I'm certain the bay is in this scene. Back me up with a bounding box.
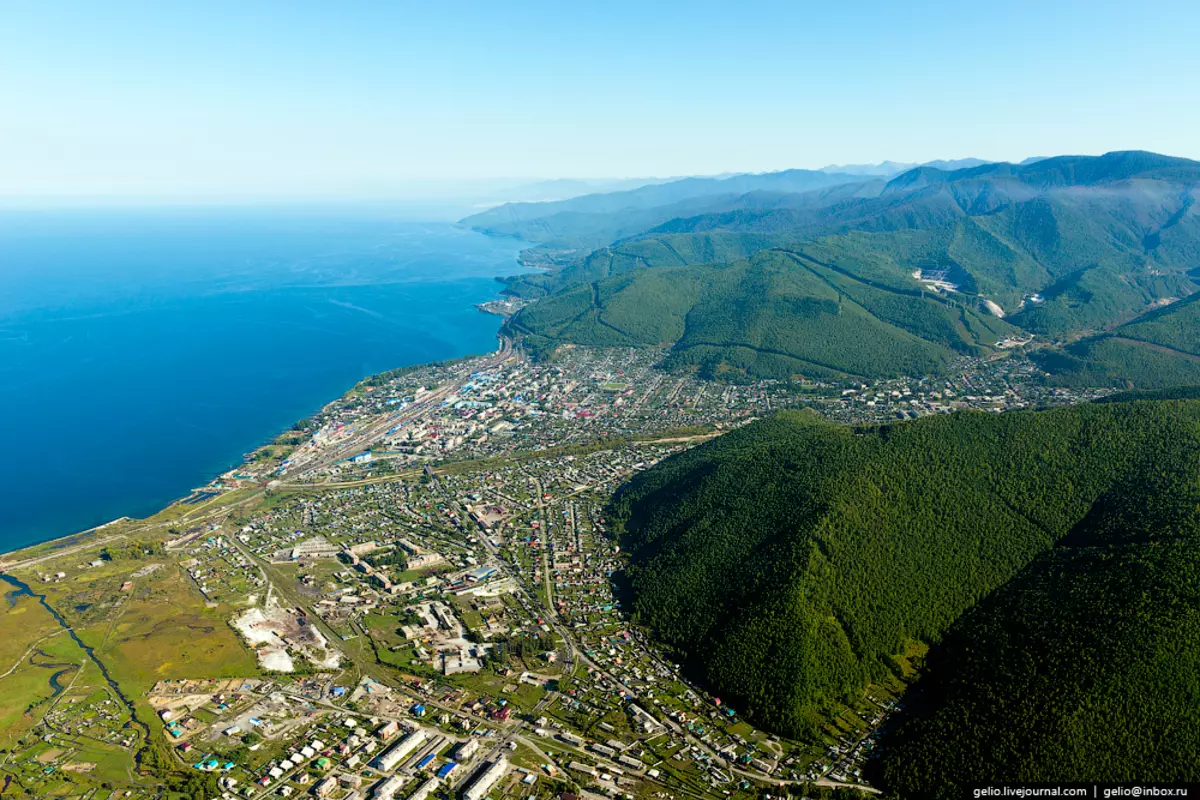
[0,206,528,552]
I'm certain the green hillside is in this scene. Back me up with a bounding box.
[644,164,1200,337]
[496,152,1200,384]
[499,230,793,299]
[874,415,1200,796]
[608,400,1200,769]
[506,249,1016,379]
[1034,293,1200,387]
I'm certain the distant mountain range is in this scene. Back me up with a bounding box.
[462,168,871,254]
[481,176,678,204]
[817,157,996,176]
[464,150,1200,386]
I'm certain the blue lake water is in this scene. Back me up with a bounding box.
[0,206,528,553]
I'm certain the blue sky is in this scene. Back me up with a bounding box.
[2,0,1198,199]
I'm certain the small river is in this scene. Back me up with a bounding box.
[0,573,148,740]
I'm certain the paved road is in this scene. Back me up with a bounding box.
[447,467,882,796]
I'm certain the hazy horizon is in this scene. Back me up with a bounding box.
[0,150,1178,210]
[3,1,1199,201]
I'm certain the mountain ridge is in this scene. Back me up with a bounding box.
[609,398,1200,796]
[494,150,1200,383]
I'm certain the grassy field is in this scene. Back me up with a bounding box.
[0,589,83,739]
[5,554,262,769]
[90,566,261,698]
[0,591,149,797]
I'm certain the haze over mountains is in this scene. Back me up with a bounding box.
[464,150,1200,386]
[481,176,679,204]
[465,158,1002,252]
[817,157,996,177]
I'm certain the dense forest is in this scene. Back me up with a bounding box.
[482,151,1200,384]
[873,410,1200,796]
[1034,292,1200,388]
[507,249,1015,380]
[607,398,1200,792]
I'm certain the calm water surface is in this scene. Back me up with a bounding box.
[0,207,528,552]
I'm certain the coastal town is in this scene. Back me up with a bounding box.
[5,0,1196,793]
[0,340,1107,800]
[235,341,1109,488]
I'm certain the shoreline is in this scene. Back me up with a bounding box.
[3,231,532,567]
[0,516,132,566]
[0,329,512,567]
[2,348,511,569]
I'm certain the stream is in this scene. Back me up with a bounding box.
[0,572,148,742]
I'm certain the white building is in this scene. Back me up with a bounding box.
[372,774,408,800]
[410,777,440,800]
[452,738,480,762]
[462,758,508,800]
[372,729,427,772]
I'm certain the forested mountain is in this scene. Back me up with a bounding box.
[497,223,814,299]
[608,399,1200,795]
[466,157,1019,257]
[461,168,869,252]
[635,152,1200,335]
[495,179,890,298]
[1033,292,1200,387]
[507,247,1017,379]
[486,151,1200,383]
[875,454,1200,795]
